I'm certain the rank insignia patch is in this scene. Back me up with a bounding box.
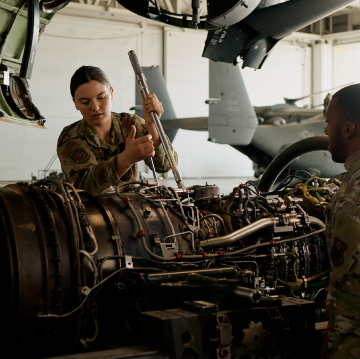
[331,237,346,267]
[93,150,105,159]
[70,148,90,164]
[62,140,78,158]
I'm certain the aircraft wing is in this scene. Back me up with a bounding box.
[243,0,355,40]
[203,0,356,68]
[255,107,323,123]
[254,106,323,118]
[161,117,208,132]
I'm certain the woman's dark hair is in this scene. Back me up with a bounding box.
[70,66,111,98]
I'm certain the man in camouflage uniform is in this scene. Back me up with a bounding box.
[322,84,360,358]
[57,112,177,194]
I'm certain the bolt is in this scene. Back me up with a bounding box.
[219,348,229,358]
[144,207,152,218]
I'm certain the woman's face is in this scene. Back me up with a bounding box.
[73,80,113,128]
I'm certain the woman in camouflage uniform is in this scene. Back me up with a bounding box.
[57,66,177,194]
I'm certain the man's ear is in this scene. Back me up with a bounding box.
[345,120,356,139]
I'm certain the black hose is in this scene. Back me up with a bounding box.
[258,136,329,193]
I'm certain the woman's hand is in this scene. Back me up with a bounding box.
[115,125,155,178]
[142,92,164,124]
[141,92,162,148]
[124,125,155,163]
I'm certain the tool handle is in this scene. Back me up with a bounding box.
[128,51,142,76]
[128,50,186,190]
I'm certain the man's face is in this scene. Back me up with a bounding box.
[324,98,347,163]
[73,80,113,128]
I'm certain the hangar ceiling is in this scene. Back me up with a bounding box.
[65,0,360,36]
[300,0,360,35]
[60,0,360,46]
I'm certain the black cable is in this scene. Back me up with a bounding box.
[246,181,260,195]
[256,197,275,213]
[38,266,170,318]
[261,170,313,196]
[246,187,263,197]
[249,200,257,222]
[257,203,270,214]
[243,196,250,221]
[218,198,244,218]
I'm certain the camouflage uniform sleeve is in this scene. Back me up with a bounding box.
[330,198,360,279]
[324,196,360,359]
[57,137,121,194]
[130,114,178,174]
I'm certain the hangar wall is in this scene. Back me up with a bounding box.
[333,42,360,89]
[0,13,314,181]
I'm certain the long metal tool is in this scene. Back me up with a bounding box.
[128,50,186,190]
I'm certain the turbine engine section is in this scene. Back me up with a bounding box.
[117,1,262,29]
[0,178,333,358]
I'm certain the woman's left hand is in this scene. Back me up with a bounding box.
[141,92,164,125]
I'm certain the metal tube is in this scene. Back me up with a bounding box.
[232,286,261,304]
[201,213,226,234]
[200,215,323,250]
[200,218,279,249]
[188,273,261,304]
[128,50,186,190]
[148,157,159,186]
[192,0,201,28]
[145,267,237,283]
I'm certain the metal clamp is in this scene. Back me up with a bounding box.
[215,314,232,359]
[125,255,133,269]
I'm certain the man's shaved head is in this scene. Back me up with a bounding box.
[332,84,360,123]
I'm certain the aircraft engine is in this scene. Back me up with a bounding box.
[265,116,286,125]
[41,0,72,13]
[1,177,333,358]
[117,1,262,29]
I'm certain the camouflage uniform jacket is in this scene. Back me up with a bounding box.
[57,112,177,194]
[322,150,360,358]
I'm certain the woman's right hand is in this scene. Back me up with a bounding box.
[116,125,155,178]
[125,125,155,162]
